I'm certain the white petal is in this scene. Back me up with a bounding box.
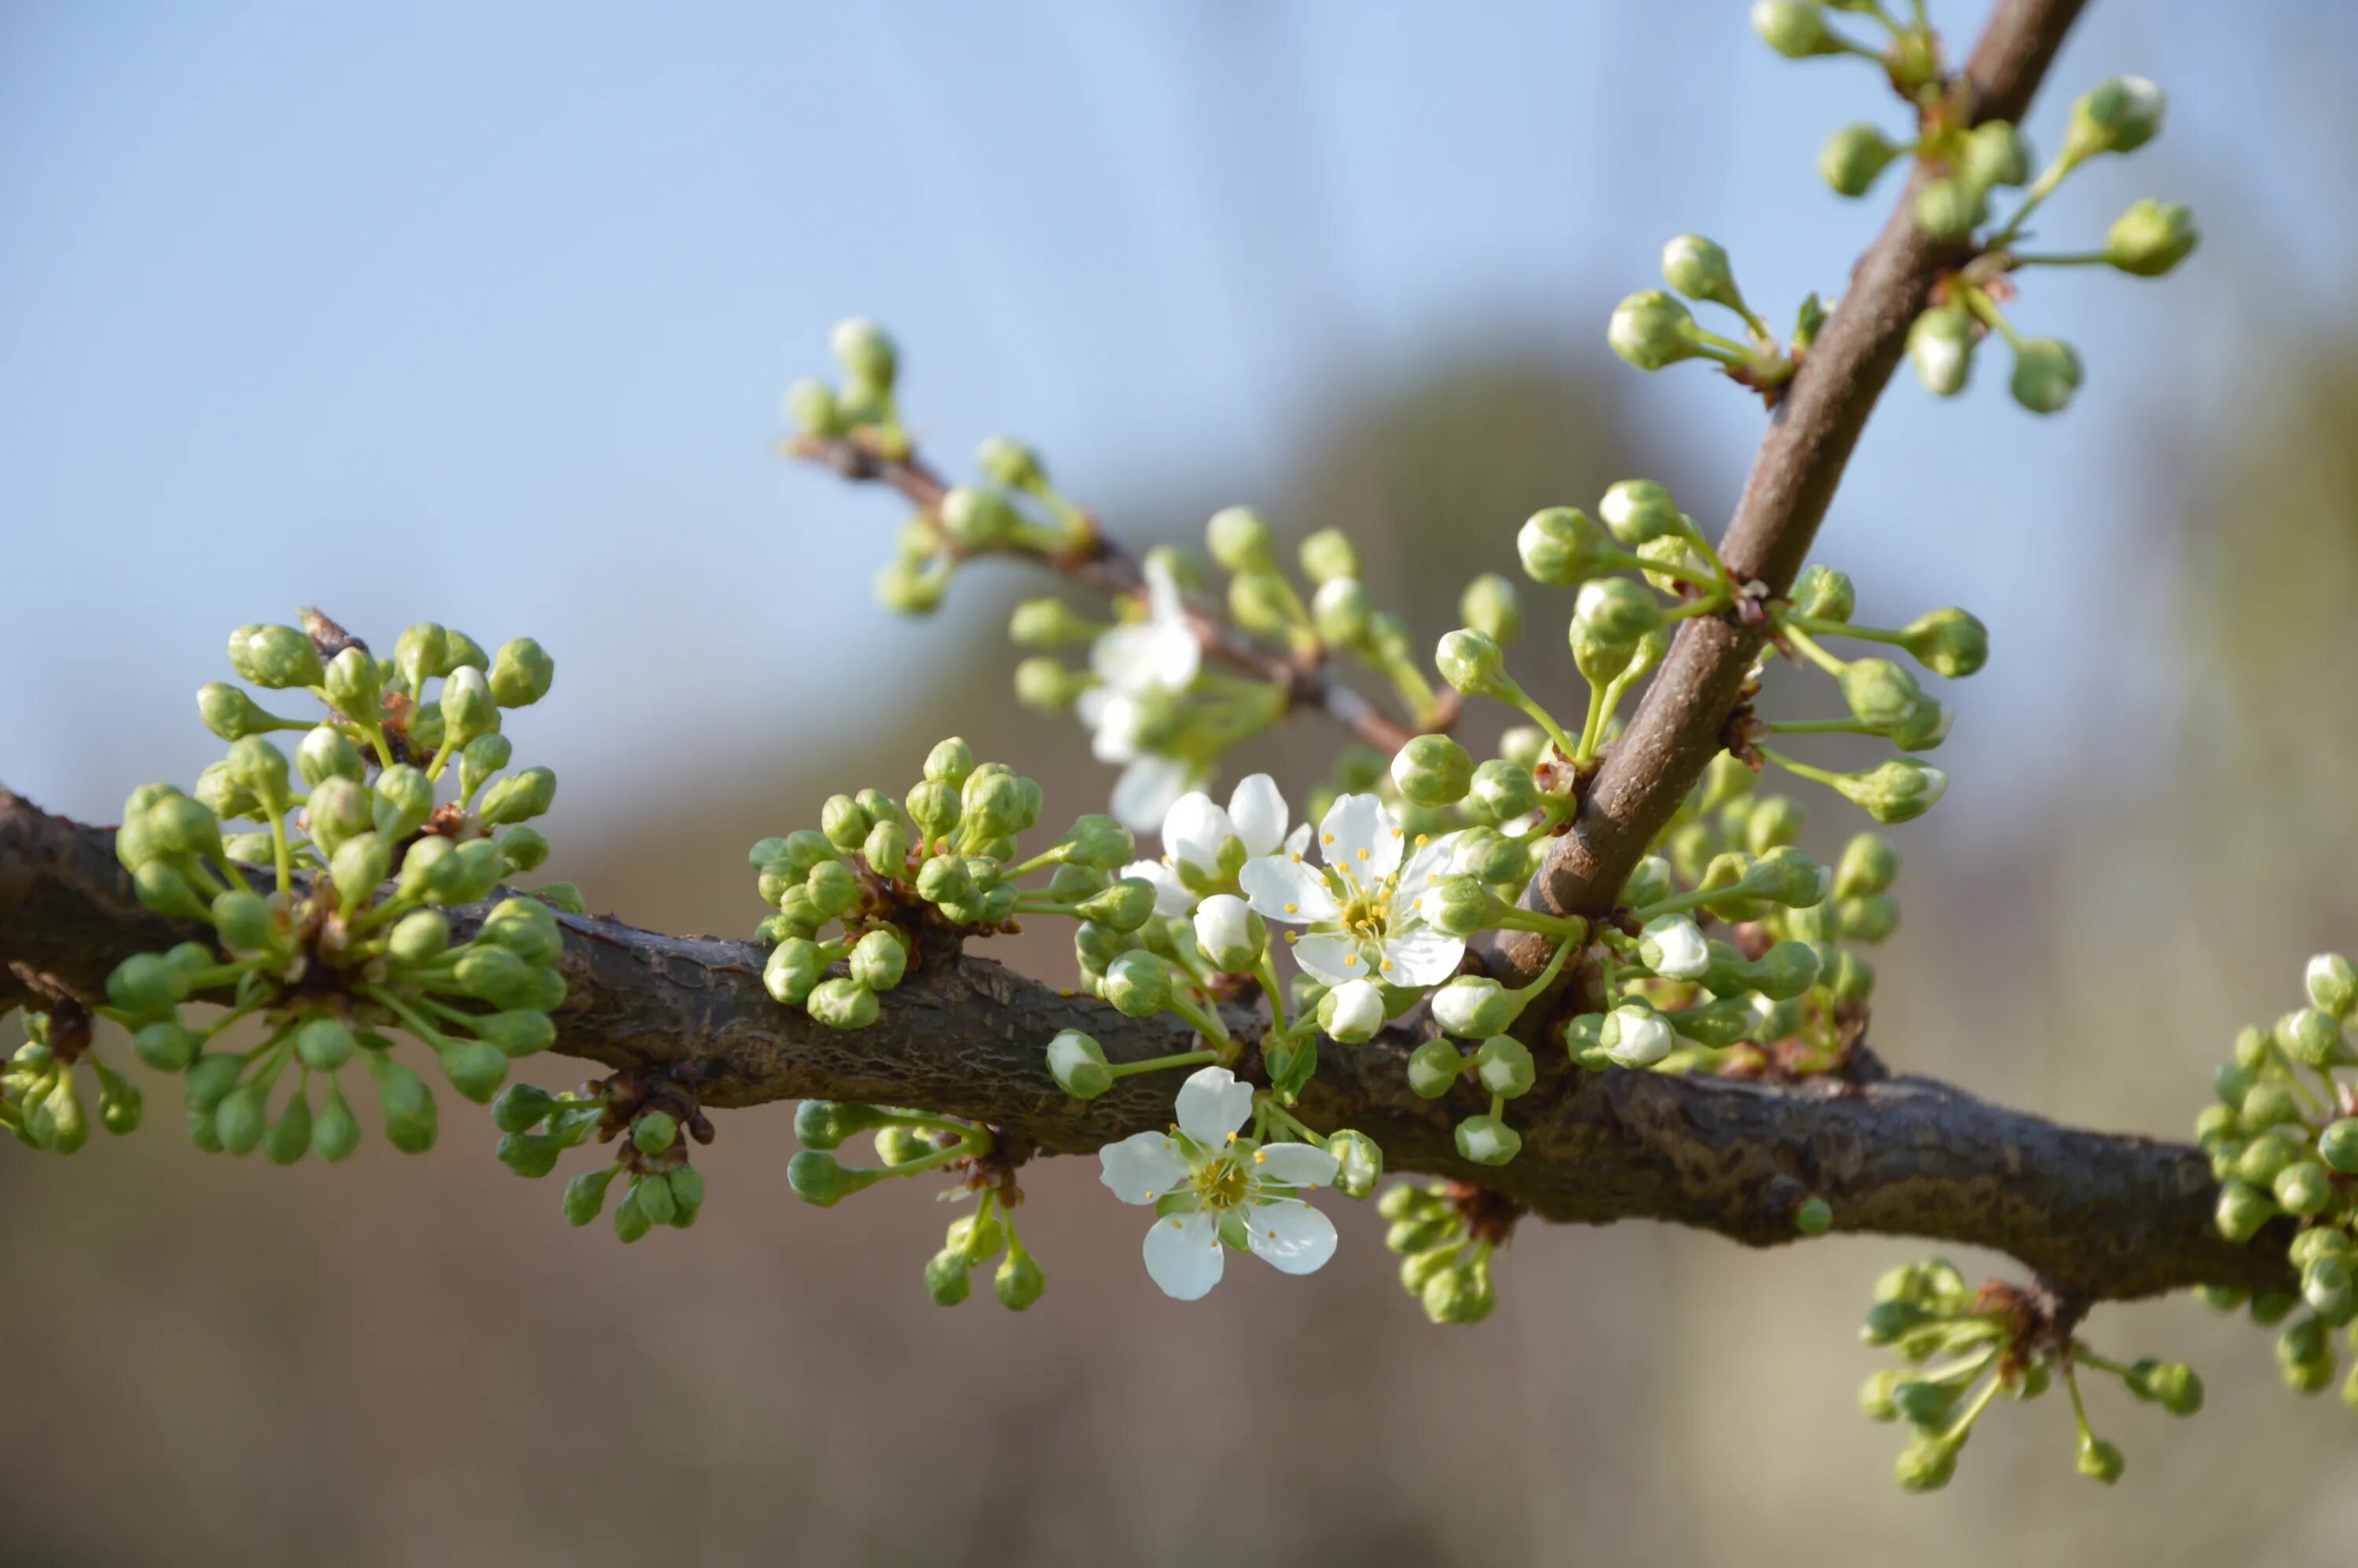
[1193,894,1257,968]
[1098,1132,1190,1205]
[1379,927,1466,987]
[1284,821,1313,857]
[1253,1142,1339,1188]
[1393,830,1464,907]
[1243,1199,1338,1276]
[1143,1210,1225,1300]
[1292,931,1368,986]
[1144,556,1188,626]
[1089,624,1172,692]
[1085,692,1142,764]
[1173,1066,1255,1145]
[1137,622,1202,692]
[1226,773,1289,857]
[1111,757,1195,832]
[1239,857,1339,924]
[1317,793,1387,872]
[1161,793,1234,873]
[1122,858,1194,917]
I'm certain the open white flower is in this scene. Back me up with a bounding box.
[1078,560,1206,829]
[1239,793,1464,987]
[1120,772,1309,916]
[1097,1066,1340,1300]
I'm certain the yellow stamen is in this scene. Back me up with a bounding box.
[1344,954,1359,967]
[1284,902,1298,913]
[1356,847,1369,861]
[1322,832,1335,844]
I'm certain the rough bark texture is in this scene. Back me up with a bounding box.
[0,788,2293,1302]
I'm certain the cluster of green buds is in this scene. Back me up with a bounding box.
[1858,1261,2200,1492]
[751,737,1152,1029]
[1379,1181,1517,1326]
[60,615,572,1166]
[3,1001,137,1151]
[786,1100,1040,1309]
[1423,479,1733,783]
[1610,233,1822,398]
[1748,562,1982,823]
[780,320,1102,617]
[490,1073,711,1241]
[2195,953,2358,1405]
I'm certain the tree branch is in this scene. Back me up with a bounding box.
[781,432,1439,753]
[0,787,2289,1303]
[1499,0,2090,982]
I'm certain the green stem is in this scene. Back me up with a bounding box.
[2009,251,2109,268]
[1262,1100,1324,1148]
[1576,676,1611,766]
[1757,746,1845,791]
[1104,1047,1220,1082]
[1937,1373,2006,1448]
[1776,620,1851,678]
[1988,152,2081,250]
[1958,285,2023,351]
[1166,993,1232,1050]
[1505,684,1581,766]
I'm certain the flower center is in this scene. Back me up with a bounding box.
[1192,1154,1252,1211]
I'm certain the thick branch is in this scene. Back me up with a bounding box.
[1501,0,2089,981]
[1,788,2288,1303]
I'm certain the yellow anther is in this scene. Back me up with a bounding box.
[1344,953,1359,967]
[1284,902,1298,913]
[1356,847,1369,861]
[1284,931,1298,944]
[1380,959,1394,971]
[1414,832,1428,846]
[1322,832,1335,844]
[1253,1149,1266,1164]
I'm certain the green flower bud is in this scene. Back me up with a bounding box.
[938,486,1023,551]
[1298,527,1361,586]
[1008,597,1100,649]
[394,622,448,693]
[1601,1003,1675,1067]
[1407,1039,1464,1098]
[1311,577,1373,647]
[1828,758,1948,824]
[1460,759,1537,828]
[1447,575,1520,649]
[1041,1029,1111,1099]
[443,630,489,671]
[292,726,364,790]
[107,952,189,1015]
[1516,506,1614,587]
[875,557,949,614]
[2104,198,2198,277]
[133,1019,202,1073]
[215,1081,266,1155]
[2009,336,2083,416]
[1188,894,1262,973]
[322,645,380,722]
[1102,950,1173,1018]
[924,1247,973,1305]
[2065,75,2165,163]
[431,1030,508,1103]
[290,1015,356,1072]
[788,1147,887,1210]
[799,858,856,920]
[1894,1439,1957,1493]
[490,1082,558,1136]
[475,1009,555,1057]
[1608,288,1700,370]
[1324,1129,1381,1199]
[1820,121,1900,196]
[1892,608,1987,679]
[1908,304,1975,396]
[2072,1434,2124,1485]
[2278,1007,2347,1070]
[1474,1035,1535,1098]
[1961,119,2031,188]
[377,912,448,971]
[994,1247,1046,1312]
[1836,893,1900,945]
[1914,177,1986,243]
[1794,1195,1834,1235]
[829,316,897,388]
[1790,564,1856,623]
[1436,628,1512,699]
[224,735,292,812]
[1752,0,1831,57]
[1205,505,1276,573]
[483,637,554,709]
[487,825,546,876]
[1390,734,1475,810]
[1431,977,1520,1039]
[196,681,285,742]
[1420,1258,1497,1325]
[835,930,903,993]
[326,832,389,910]
[2214,1179,2275,1243]
[439,665,499,747]
[2275,1160,2334,1217]
[1660,233,1743,313]
[975,435,1045,489]
[373,765,435,842]
[1574,575,1662,650]
[623,1109,677,1156]
[1453,1113,1522,1166]
[226,622,325,689]
[1748,846,1831,909]
[2307,953,2358,1019]
[1740,795,1802,856]
[856,817,909,879]
[784,377,840,435]
[2128,1360,2203,1416]
[1228,570,1295,636]
[2242,1079,2301,1133]
[806,977,879,1030]
[1838,658,1923,729]
[1599,480,1685,549]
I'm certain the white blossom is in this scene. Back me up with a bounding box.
[1322,978,1387,1043]
[1096,1066,1340,1300]
[1078,558,1206,830]
[1120,772,1308,916]
[1239,792,1464,988]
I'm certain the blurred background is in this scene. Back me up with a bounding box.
[6,0,2358,1562]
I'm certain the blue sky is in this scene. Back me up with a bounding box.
[4,0,2352,827]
